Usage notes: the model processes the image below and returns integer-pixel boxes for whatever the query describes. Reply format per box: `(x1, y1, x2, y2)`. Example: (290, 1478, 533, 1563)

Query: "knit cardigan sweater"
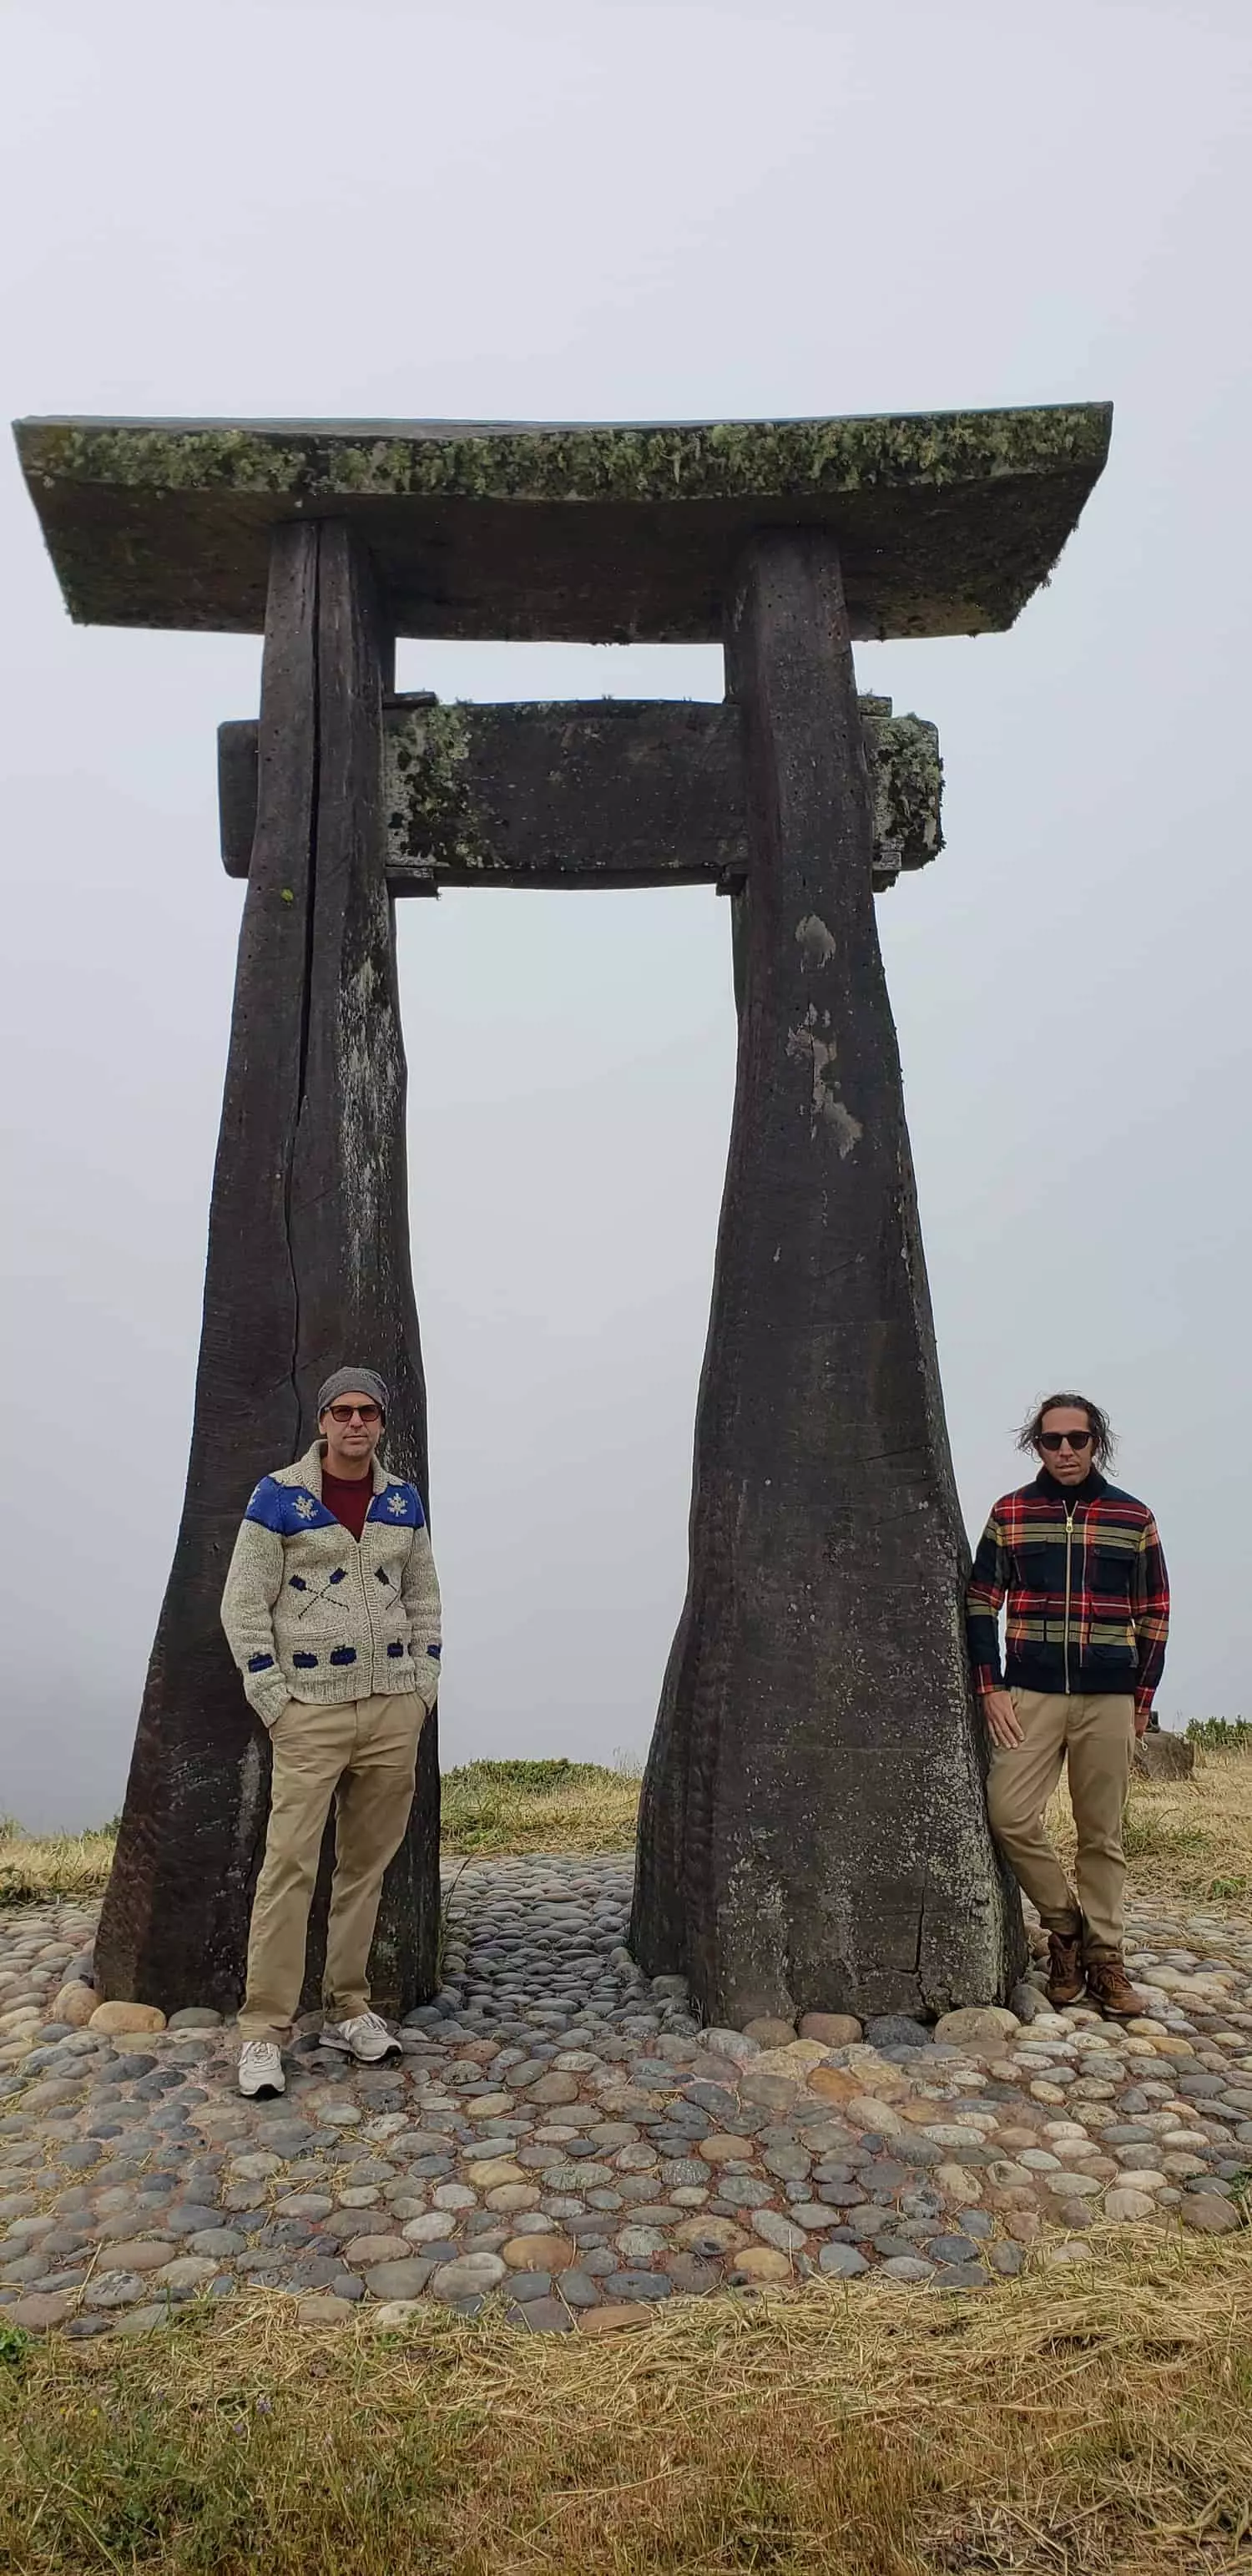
(220, 1441, 442, 1729)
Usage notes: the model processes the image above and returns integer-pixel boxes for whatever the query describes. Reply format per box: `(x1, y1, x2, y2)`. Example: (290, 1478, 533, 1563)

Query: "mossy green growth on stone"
(14, 404, 1112, 641)
(219, 693, 942, 886)
(861, 699, 944, 885)
(379, 694, 940, 884)
(18, 405, 1110, 507)
(386, 703, 492, 871)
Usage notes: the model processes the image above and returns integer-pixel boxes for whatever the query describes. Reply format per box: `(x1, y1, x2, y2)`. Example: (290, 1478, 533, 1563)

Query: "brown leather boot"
(1084, 1952, 1148, 2021)
(1045, 1931, 1085, 2007)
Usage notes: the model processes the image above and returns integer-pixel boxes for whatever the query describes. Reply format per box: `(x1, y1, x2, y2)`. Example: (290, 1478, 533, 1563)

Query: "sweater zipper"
(355, 1534, 372, 1676)
(1063, 1506, 1076, 1694)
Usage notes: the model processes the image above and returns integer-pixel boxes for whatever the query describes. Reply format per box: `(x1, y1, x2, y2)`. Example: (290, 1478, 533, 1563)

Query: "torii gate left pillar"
(107, 517, 440, 2013)
(15, 406, 1111, 2021)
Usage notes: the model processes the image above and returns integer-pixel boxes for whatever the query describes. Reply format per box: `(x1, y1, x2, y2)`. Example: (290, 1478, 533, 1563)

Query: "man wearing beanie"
(220, 1369, 442, 2099)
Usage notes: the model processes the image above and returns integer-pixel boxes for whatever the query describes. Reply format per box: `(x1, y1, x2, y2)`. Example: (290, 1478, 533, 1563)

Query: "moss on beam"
(13, 404, 1113, 641)
(861, 699, 944, 885)
(17, 406, 1110, 508)
(219, 695, 942, 890)
(386, 703, 488, 875)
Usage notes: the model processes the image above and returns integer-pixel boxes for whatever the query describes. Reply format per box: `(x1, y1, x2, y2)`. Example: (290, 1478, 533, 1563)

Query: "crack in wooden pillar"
(95, 518, 439, 2016)
(632, 529, 1022, 2024)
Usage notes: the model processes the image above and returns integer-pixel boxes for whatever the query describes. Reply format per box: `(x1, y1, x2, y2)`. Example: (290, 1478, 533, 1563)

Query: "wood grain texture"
(219, 696, 942, 893)
(631, 530, 1022, 2026)
(288, 521, 439, 2011)
(96, 522, 439, 2015)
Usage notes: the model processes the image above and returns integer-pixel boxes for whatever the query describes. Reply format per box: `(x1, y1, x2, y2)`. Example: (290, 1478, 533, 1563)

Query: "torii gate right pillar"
(633, 529, 1022, 2023)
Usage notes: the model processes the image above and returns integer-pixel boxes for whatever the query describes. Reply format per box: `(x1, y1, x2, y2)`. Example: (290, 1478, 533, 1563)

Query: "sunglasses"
(326, 1403, 381, 1426)
(1037, 1430, 1093, 1453)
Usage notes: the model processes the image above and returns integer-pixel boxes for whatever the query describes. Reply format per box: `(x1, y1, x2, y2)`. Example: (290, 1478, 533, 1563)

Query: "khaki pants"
(986, 1689, 1135, 1957)
(239, 1690, 427, 2043)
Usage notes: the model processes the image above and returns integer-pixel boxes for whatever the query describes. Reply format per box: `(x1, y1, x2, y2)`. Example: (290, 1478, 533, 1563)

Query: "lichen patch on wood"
(385, 703, 491, 872)
(18, 404, 1111, 508)
(795, 912, 839, 966)
(14, 403, 1112, 640)
(861, 698, 944, 886)
(221, 695, 945, 891)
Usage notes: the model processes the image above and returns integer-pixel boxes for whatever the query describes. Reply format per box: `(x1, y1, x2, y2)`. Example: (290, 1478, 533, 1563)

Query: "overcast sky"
(2, 0, 1249, 1828)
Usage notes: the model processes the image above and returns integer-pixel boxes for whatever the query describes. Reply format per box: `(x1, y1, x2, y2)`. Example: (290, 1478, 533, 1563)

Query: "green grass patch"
(444, 1757, 618, 1796)
(439, 1758, 640, 1856)
(1185, 1716, 1252, 1751)
(1119, 1808, 1217, 1866)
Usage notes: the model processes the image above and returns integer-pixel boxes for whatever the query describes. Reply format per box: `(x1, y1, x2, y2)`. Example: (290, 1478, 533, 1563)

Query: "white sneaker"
(238, 2040, 285, 2099)
(319, 2008, 401, 2063)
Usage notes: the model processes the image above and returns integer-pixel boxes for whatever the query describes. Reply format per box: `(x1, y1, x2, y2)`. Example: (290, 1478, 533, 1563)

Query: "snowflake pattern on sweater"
(221, 1440, 442, 1726)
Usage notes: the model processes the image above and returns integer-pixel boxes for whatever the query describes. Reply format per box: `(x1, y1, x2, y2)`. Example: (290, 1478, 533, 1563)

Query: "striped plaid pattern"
(966, 1470, 1169, 1715)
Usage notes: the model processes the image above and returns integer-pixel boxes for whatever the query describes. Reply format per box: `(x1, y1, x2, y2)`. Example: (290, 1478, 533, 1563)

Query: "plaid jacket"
(965, 1469, 1169, 1715)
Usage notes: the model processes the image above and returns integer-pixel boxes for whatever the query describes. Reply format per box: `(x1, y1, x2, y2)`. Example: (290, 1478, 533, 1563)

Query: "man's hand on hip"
(982, 1689, 1024, 1750)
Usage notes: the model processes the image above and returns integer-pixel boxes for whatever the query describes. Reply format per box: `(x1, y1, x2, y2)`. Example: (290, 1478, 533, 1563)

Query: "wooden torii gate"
(17, 405, 1111, 2027)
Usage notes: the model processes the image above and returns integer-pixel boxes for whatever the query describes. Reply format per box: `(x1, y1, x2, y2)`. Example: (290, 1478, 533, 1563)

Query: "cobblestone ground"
(2, 1858, 1249, 2339)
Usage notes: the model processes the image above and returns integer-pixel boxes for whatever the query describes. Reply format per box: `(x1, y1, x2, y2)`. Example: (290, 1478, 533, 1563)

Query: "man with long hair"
(966, 1393, 1169, 2019)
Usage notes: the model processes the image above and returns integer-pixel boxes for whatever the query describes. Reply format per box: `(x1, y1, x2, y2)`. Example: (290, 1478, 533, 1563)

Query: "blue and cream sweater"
(220, 1440, 442, 1728)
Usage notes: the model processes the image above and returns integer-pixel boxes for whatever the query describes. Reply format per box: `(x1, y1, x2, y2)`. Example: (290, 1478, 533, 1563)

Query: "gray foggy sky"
(2, 0, 1249, 1827)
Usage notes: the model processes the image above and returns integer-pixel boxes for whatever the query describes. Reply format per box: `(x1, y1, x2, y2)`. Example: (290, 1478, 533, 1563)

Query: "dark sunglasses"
(1037, 1430, 1093, 1453)
(326, 1402, 381, 1426)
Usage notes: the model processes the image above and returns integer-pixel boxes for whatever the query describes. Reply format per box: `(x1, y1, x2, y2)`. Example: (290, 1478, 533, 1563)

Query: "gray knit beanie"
(316, 1366, 389, 1419)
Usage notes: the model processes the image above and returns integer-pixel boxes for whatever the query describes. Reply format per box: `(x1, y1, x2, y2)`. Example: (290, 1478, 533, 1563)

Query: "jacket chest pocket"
(1088, 1540, 1133, 1604)
(1017, 1537, 1060, 1583)
(1015, 1535, 1067, 1640)
(1086, 1538, 1136, 1656)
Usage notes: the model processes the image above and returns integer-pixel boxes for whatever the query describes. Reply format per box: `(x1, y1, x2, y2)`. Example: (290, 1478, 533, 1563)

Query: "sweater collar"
(1033, 1466, 1107, 1503)
(298, 1437, 389, 1498)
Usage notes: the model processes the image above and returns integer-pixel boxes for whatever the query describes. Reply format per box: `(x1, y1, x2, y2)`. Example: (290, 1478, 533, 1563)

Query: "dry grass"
(1, 2233, 1249, 2574)
(0, 1826, 117, 1909)
(0, 1762, 643, 1907)
(1048, 1745, 1252, 1909)
(8, 1745, 1252, 1914)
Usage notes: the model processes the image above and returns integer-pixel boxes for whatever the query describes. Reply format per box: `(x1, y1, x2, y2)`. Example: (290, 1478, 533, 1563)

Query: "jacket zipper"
(356, 1539, 373, 1681)
(1063, 1506, 1076, 1693)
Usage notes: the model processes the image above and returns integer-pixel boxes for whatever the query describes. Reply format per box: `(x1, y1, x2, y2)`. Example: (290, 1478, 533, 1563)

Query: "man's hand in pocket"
(983, 1689, 1024, 1750)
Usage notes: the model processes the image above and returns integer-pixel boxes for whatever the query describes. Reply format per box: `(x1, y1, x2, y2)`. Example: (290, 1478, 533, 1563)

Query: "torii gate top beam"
(15, 405, 1110, 644)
